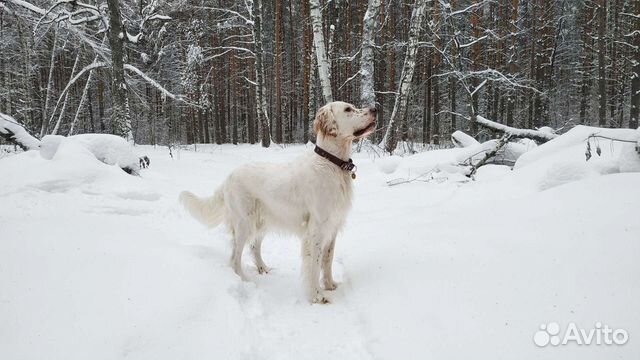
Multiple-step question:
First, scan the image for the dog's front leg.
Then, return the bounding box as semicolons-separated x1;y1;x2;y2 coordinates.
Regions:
302;233;329;304
322;235;338;290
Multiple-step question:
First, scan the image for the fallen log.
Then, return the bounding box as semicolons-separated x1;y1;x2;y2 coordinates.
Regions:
475;115;557;144
0;113;41;150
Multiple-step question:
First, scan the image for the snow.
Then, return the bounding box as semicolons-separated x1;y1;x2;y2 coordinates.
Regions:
451;130;479;148
1;141;639;360
456;138;528;166
0;113;41;150
516;125;639;169
512;126;640;191
376;155;402;174
147;14;172;21
476;115;558;142
40;134;141;174
126;31;142;43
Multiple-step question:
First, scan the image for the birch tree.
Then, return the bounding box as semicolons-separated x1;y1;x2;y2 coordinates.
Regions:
360;0;381;107
309;0;333;103
252;0;271;147
382;0;428;153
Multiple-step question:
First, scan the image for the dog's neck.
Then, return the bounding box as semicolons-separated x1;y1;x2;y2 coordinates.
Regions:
315;134;352;162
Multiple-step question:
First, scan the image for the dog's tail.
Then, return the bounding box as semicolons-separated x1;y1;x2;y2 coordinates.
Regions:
179;189;225;228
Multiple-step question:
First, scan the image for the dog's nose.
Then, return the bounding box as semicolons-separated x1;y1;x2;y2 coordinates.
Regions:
369;106;377;114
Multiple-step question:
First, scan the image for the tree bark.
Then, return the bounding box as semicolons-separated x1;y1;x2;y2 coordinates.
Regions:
360;0;381;107
578;2;593;125
40;27;59;138
597;0;607;127
630;0;640;129
252;0;271;147
302;0;311;143
309;0;333;103
51;48;81;135
106;0;133;142
382;0;428;153
274;0;282;143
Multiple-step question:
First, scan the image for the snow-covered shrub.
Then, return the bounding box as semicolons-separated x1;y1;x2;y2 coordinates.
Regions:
41;134;142;175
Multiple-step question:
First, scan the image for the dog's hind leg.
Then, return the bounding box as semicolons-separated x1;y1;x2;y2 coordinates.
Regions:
322;234;338;290
230;220;252;281
251;234;270;274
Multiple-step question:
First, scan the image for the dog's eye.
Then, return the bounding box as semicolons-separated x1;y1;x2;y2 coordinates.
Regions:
345;107;352;112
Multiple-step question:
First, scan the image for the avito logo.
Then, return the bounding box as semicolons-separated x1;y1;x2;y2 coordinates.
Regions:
534;322;629;347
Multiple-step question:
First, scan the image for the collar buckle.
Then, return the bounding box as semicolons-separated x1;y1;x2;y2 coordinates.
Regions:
314;146;357;180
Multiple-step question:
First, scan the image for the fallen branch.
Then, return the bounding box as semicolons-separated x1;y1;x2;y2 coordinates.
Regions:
466;134;512;177
475;115;557;143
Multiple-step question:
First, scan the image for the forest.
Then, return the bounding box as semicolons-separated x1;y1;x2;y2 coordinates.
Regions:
0;0;638;152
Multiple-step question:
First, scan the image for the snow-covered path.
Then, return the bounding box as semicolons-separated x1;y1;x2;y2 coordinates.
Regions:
1;144;639;359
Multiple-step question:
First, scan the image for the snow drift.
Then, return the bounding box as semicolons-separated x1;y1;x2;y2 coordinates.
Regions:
41;134;142;175
514;125;640;190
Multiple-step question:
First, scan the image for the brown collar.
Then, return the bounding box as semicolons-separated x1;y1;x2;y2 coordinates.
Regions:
314;146;357;179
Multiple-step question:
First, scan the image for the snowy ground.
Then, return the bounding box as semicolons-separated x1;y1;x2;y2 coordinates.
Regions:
1;142;639;359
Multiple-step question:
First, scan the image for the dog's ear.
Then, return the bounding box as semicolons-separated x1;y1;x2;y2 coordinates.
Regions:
313;105;337;137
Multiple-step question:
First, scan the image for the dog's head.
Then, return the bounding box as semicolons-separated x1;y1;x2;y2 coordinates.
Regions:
313;101;377;140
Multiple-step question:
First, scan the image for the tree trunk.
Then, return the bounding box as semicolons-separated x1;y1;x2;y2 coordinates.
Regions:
107;0;133;142
506;0;518;127
302;0;311;143
360;0;381;107
578;3;594;125
470;3;481;134
597;0;607;127
382;0;428;153
630;0;640;129
40;27;59;138
51;49;81;135
252;0;271;147
310;0;333;103
423;53;432;143
274;0;283;143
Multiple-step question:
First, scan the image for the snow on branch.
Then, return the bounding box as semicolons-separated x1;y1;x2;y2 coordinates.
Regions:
338;70;361;90
5;0;46;15
35;0;105;32
0;113;41;150
123;64;192;105
458;35;488;49
126;31;142;43
475;115;558;143
147;14;172;21
46;61;108;131
468;69;541;94
194;6;254;25
203;46;256;61
447;0;492;16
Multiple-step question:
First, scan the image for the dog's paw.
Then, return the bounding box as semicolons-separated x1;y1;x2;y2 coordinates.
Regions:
323;280;339;291
256;265;271;274
311;295;331;304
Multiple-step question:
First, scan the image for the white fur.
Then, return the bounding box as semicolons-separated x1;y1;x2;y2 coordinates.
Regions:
180;101;376;304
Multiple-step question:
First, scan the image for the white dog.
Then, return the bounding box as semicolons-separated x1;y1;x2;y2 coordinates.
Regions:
180;101;376;303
